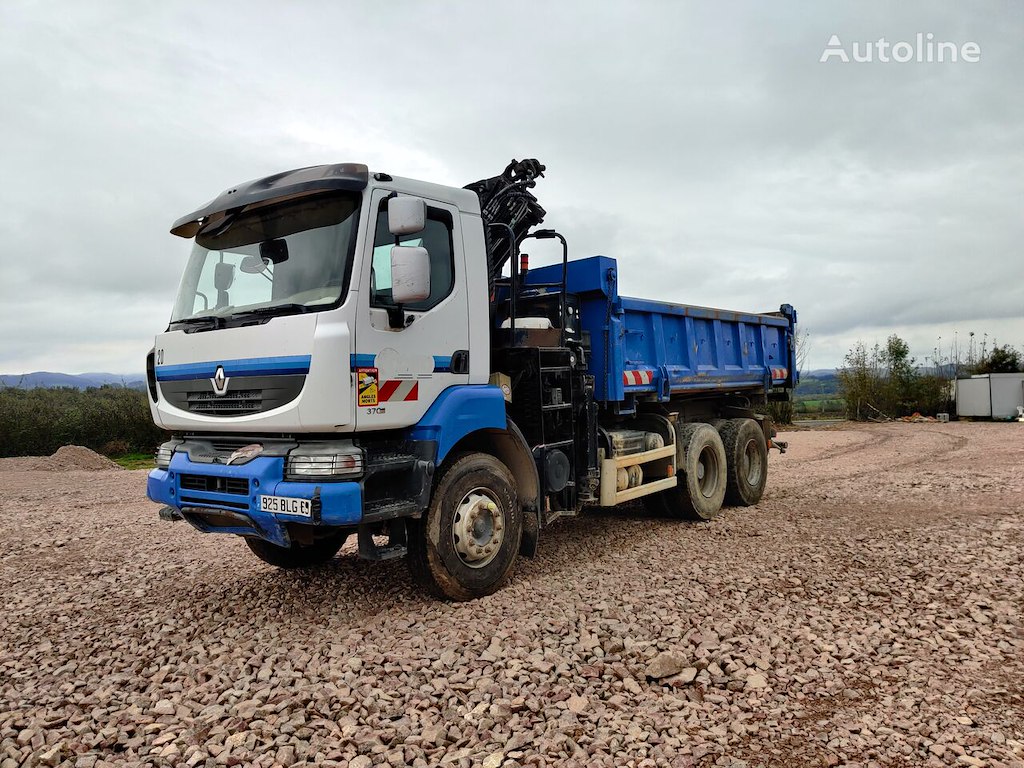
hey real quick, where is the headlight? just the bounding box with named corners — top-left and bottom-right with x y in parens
top-left (285, 443), bottom-right (363, 481)
top-left (155, 442), bottom-right (175, 468)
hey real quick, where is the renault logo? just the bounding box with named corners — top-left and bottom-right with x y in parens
top-left (211, 366), bottom-right (230, 396)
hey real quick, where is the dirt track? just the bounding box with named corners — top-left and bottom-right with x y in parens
top-left (1, 423), bottom-right (1021, 768)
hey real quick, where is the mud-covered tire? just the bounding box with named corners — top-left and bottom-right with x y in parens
top-left (642, 422), bottom-right (726, 521)
top-left (720, 418), bottom-right (768, 506)
top-left (245, 531), bottom-right (348, 569)
top-left (677, 423), bottom-right (728, 520)
top-left (407, 452), bottom-right (522, 601)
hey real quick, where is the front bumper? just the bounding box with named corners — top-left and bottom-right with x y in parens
top-left (147, 452), bottom-right (362, 547)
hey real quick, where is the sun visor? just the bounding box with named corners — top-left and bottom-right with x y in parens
top-left (170, 163), bottom-right (369, 238)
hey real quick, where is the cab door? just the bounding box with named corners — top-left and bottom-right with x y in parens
top-left (353, 188), bottom-right (470, 430)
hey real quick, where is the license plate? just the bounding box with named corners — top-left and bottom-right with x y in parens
top-left (260, 495), bottom-right (311, 518)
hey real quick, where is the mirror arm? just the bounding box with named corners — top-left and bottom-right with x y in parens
top-left (386, 192), bottom-right (401, 247)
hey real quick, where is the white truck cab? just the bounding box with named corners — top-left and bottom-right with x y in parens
top-left (151, 165), bottom-right (490, 434)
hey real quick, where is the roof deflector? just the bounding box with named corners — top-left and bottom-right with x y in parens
top-left (170, 163), bottom-right (370, 238)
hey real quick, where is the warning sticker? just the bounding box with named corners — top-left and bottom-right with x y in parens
top-left (357, 367), bottom-right (379, 406)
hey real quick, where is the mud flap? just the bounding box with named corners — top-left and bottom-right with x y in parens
top-left (519, 506), bottom-right (539, 558)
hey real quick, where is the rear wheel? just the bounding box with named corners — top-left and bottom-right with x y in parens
top-left (407, 452), bottom-right (522, 601)
top-left (643, 422), bottom-right (726, 521)
top-left (720, 418), bottom-right (768, 506)
top-left (245, 530), bottom-right (348, 569)
top-left (677, 423), bottom-right (727, 520)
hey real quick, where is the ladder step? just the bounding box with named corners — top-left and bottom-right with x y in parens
top-left (363, 498), bottom-right (420, 522)
top-left (357, 522), bottom-right (409, 561)
top-left (366, 453), bottom-right (418, 474)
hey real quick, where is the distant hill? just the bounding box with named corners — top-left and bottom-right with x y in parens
top-left (797, 369), bottom-right (841, 397)
top-left (0, 372), bottom-right (146, 390)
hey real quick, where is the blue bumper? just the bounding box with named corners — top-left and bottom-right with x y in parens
top-left (147, 453), bottom-right (362, 547)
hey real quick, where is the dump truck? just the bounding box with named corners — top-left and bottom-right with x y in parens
top-left (146, 160), bottom-right (797, 600)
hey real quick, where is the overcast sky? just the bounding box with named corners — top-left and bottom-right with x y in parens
top-left (1, 1), bottom-right (1020, 374)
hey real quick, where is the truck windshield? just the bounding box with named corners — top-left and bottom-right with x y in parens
top-left (169, 192), bottom-right (360, 327)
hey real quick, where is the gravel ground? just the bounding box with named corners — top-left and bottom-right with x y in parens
top-left (1, 422), bottom-right (1021, 768)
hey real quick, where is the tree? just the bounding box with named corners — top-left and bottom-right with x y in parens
top-left (838, 341), bottom-right (884, 420)
top-left (972, 344), bottom-right (1022, 374)
top-left (881, 334), bottom-right (916, 413)
top-left (838, 334), bottom-right (950, 419)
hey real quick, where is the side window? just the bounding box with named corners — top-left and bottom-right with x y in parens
top-left (371, 201), bottom-right (454, 311)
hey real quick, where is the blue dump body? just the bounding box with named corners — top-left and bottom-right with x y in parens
top-left (526, 256), bottom-right (798, 402)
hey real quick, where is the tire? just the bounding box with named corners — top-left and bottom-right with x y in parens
top-left (642, 422), bottom-right (727, 521)
top-left (720, 418), bottom-right (768, 506)
top-left (407, 452), bottom-right (522, 601)
top-left (676, 423), bottom-right (728, 520)
top-left (245, 530), bottom-right (348, 569)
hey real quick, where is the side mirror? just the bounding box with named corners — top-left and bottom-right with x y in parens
top-left (390, 246), bottom-right (431, 304)
top-left (214, 262), bottom-right (235, 291)
top-left (388, 197), bottom-right (426, 235)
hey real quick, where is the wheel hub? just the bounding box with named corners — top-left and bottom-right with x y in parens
top-left (452, 488), bottom-right (504, 568)
top-left (741, 438), bottom-right (763, 485)
top-left (697, 446), bottom-right (719, 497)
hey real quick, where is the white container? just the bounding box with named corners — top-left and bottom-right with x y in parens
top-left (956, 373), bottom-right (1024, 419)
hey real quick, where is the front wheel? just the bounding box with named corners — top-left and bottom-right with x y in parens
top-left (407, 452), bottom-right (522, 601)
top-left (245, 531), bottom-right (348, 569)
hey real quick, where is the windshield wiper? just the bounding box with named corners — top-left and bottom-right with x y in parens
top-left (228, 303), bottom-right (311, 320)
top-left (171, 315), bottom-right (226, 330)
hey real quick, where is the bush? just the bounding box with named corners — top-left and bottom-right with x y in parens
top-left (970, 344), bottom-right (1022, 375)
top-left (100, 439), bottom-right (131, 457)
top-left (839, 335), bottom-right (953, 420)
top-left (0, 386), bottom-right (165, 458)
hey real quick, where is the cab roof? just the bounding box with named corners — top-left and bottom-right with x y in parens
top-left (170, 162), bottom-right (482, 239)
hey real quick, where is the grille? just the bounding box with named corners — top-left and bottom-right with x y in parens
top-left (180, 474), bottom-right (249, 495)
top-left (186, 389), bottom-right (263, 415)
top-left (160, 374), bottom-right (304, 417)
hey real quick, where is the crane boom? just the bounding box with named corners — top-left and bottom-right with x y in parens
top-left (463, 158), bottom-right (547, 287)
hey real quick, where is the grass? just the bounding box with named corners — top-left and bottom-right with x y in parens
top-left (794, 397), bottom-right (846, 419)
top-left (113, 453), bottom-right (155, 470)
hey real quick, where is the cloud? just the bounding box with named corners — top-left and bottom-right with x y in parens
top-left (0, 1), bottom-right (1021, 373)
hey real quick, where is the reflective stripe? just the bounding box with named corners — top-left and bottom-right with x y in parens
top-left (378, 380), bottom-right (419, 402)
top-left (622, 370), bottom-right (654, 386)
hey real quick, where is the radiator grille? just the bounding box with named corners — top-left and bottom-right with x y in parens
top-left (186, 389), bottom-right (263, 415)
top-left (159, 374), bottom-right (304, 417)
